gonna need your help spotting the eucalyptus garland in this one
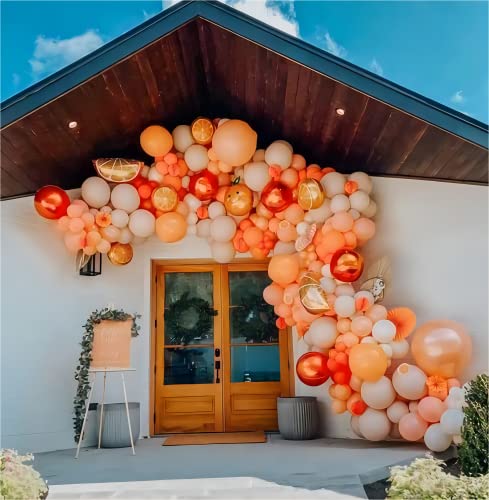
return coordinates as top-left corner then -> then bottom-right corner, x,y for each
73,308 -> 140,443
166,292 -> 217,345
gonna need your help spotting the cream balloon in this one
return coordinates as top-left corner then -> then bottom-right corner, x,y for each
172,124 -> 195,152
361,376 -> 396,409
330,194 -> 350,213
147,166 -> 164,183
321,172 -> 346,198
350,415 -> 363,438
303,317 -> 338,349
110,209 -> 130,228
118,227 -> 134,244
81,177 -> 111,208
372,320 -> 397,343
196,219 -> 212,238
386,401 -> 410,423
349,190 -> 370,212
306,200 -> 332,223
211,241 -> 236,263
128,209 -> 155,238
334,295 -> 356,318
100,225 -> 120,243
390,339 -> 410,359
111,184 -> 140,213
208,201 -> 226,219
424,423 -> 452,452
244,162 -> 271,192
348,172 -> 372,194
185,144 -> 209,172
359,409 -> 391,441
440,409 -> 464,435
210,216 -> 236,242
264,141 -> 292,169
184,193 -> 202,212
392,363 -> 427,400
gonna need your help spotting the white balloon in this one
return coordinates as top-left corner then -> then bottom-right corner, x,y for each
196,219 -> 212,238
424,423 -> 452,452
185,144 -> 208,172
147,166 -> 164,183
244,162 -> 271,192
321,172 -> 346,198
361,376 -> 396,409
380,343 -> 393,358
351,415 -> 363,438
111,209 -> 130,228
387,401 -> 410,423
334,295 -> 356,318
440,409 -> 464,436
372,320 -> 397,343
390,339 -> 410,359
100,205 -> 112,214
274,139 -> 293,152
362,200 -> 377,218
348,172 -> 372,194
141,165 -> 150,178
211,241 -> 235,263
187,213 -> 198,225
172,124 -> 195,153
335,284 -> 355,296
321,264 -> 332,278
320,277 -> 336,294
349,209 -> 361,220
208,201 -> 226,219
187,224 -> 197,236
392,363 -> 427,400
330,194 -> 350,213
306,199 -> 332,223
118,227 -> 134,244
349,190 -> 370,212
100,225 -> 120,243
128,209 -> 155,238
184,193 -> 202,212
81,177 -> 111,208
210,215 -> 236,242
264,141 -> 292,169
176,201 -> 190,217
296,221 -> 310,236
359,409 -> 391,441
361,337 -> 378,344
303,317 -> 338,349
111,184 -> 140,213
181,175 -> 190,189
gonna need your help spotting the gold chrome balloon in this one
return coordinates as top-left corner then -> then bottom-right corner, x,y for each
297,179 -> 324,210
299,271 -> 330,314
107,243 -> 133,266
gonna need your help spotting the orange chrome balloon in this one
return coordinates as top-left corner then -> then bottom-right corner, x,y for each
330,248 -> 364,282
260,181 -> 293,214
34,185 -> 70,220
107,243 -> 133,266
189,169 -> 219,201
296,352 -> 330,386
224,183 -> 253,216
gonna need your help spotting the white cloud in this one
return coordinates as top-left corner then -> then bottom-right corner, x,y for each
165,0 -> 298,37
29,30 -> 105,78
450,90 -> 465,104
324,32 -> 347,59
369,58 -> 383,76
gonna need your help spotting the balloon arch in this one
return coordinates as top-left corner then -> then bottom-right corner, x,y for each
35,117 -> 472,451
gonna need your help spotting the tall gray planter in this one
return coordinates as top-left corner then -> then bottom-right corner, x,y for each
277,397 -> 319,440
97,402 -> 140,448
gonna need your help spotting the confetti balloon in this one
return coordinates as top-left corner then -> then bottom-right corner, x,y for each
34,185 -> 70,219
330,248 -> 364,282
296,352 -> 330,386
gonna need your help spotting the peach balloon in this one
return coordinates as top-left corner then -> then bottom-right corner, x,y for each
212,120 -> 257,166
411,320 -> 472,378
155,212 -> 187,243
337,318 -> 351,334
398,412 -> 428,441
276,303 -> 292,318
140,125 -> 173,157
351,316 -> 373,337
64,232 -> 85,253
243,226 -> 263,247
263,283 -> 284,306
283,284 -> 299,305
283,204 -> 304,225
417,397 -> 446,423
268,254 -> 300,287
353,218 -> 376,240
366,304 -> 388,323
280,168 -> 299,188
349,343 -> 388,382
331,211 -> 354,232
332,399 -> 347,414
277,220 -> 297,242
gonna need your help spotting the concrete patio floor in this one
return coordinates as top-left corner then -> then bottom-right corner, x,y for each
33,435 -> 442,498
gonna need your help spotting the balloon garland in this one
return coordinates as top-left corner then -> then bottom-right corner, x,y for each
34,117 -> 473,451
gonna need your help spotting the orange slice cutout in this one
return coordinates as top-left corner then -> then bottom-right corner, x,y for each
191,117 -> 214,145
151,186 -> 178,213
93,158 -> 142,183
387,307 -> 416,340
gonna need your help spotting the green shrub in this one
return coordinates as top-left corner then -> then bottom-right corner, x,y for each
387,456 -> 488,499
459,373 -> 488,476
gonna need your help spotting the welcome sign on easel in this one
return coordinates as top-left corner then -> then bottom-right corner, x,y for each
91,319 -> 133,369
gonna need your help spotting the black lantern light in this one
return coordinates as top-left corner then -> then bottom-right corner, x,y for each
79,253 -> 102,276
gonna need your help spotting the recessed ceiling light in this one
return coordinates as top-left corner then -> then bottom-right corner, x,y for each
335,108 -> 345,116
68,121 -> 78,129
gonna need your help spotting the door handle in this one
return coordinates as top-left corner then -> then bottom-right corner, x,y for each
215,359 -> 221,384
215,348 -> 220,357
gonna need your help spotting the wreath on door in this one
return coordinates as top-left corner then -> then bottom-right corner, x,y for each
165,292 -> 217,345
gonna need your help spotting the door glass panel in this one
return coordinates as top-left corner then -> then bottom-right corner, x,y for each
164,272 -> 215,345
229,271 -> 278,343
164,348 -> 214,385
231,346 -> 280,382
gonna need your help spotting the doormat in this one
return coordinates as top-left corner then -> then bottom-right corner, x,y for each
163,431 -> 267,446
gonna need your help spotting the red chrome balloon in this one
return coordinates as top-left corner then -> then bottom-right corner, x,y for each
189,169 -> 219,201
34,185 -> 70,220
296,352 -> 330,386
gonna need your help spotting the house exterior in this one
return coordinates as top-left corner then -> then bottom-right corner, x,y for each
1,0 -> 487,453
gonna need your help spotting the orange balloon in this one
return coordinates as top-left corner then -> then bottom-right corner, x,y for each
348,343 -> 388,382
268,254 -> 300,287
155,212 -> 187,243
411,320 -> 472,378
140,125 -> 173,157
34,185 -> 70,219
212,120 -> 257,166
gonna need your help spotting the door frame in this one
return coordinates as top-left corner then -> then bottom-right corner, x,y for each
149,258 -> 295,436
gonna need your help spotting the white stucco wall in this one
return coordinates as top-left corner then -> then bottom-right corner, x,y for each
1,178 -> 487,452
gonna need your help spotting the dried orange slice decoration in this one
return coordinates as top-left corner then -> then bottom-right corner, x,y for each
151,186 -> 178,213
93,158 -> 143,183
191,117 -> 214,145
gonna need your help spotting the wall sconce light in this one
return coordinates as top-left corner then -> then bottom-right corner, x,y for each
79,253 -> 102,276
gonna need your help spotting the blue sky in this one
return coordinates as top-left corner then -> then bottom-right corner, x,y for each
1,1 -> 487,123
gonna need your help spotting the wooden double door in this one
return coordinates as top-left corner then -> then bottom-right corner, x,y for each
153,261 -> 291,434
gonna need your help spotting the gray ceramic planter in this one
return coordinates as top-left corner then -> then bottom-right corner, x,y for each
277,396 -> 319,440
97,402 -> 140,448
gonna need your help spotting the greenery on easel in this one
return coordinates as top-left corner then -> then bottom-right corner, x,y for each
165,292 -> 217,345
73,308 -> 140,443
